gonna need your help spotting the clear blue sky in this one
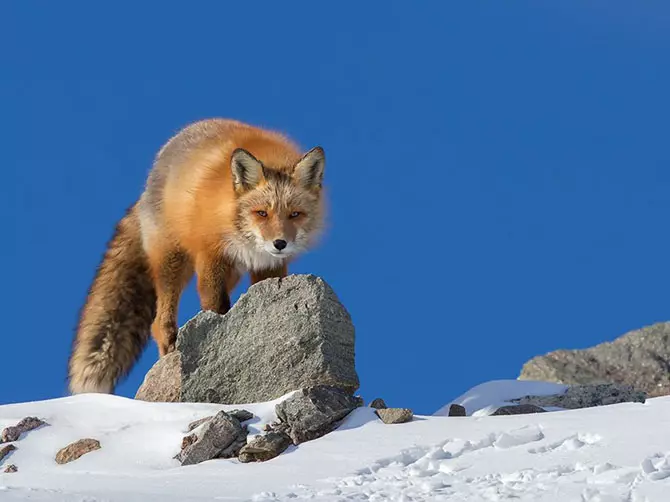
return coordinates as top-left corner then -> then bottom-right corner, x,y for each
1,2 -> 669,415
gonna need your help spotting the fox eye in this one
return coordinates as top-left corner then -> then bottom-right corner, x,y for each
289,211 -> 301,218
256,210 -> 268,217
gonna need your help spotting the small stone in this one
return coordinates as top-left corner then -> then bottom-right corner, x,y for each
177,411 -> 246,466
239,431 -> 292,463
187,416 -> 213,432
0,444 -> 16,463
4,464 -> 17,473
55,438 -> 101,464
1,427 -> 20,443
491,404 -> 547,416
376,408 -> 413,424
275,385 -> 361,445
369,398 -> 387,410
16,417 -> 46,433
448,404 -> 467,417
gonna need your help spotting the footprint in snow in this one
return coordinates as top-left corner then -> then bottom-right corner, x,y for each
640,452 -> 670,481
528,432 -> 602,454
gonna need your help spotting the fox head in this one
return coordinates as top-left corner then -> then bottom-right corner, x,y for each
230,146 -> 326,261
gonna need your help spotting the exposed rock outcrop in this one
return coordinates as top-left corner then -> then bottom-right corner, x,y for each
519,322 -> 670,397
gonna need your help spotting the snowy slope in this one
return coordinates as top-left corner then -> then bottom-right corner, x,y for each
1,381 -> 670,501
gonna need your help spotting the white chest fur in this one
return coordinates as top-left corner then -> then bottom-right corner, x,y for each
224,240 -> 287,272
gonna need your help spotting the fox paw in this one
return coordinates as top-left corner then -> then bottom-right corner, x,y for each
159,343 -> 176,357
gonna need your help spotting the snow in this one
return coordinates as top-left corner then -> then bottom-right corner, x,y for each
434,379 -> 570,417
1,380 -> 670,501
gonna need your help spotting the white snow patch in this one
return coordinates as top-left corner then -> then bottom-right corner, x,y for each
433,379 -> 569,416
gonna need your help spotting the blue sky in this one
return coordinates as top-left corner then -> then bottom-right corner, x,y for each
1,2 -> 669,415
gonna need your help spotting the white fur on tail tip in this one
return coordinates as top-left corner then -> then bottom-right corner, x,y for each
68,358 -> 116,394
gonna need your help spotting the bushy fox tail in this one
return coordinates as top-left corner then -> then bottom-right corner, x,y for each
68,203 -> 157,394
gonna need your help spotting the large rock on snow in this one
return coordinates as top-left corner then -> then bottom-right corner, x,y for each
275,385 -> 362,444
135,274 -> 359,404
519,322 -> 670,397
512,383 -> 645,410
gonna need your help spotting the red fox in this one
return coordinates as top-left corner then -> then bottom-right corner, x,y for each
68,118 -> 326,395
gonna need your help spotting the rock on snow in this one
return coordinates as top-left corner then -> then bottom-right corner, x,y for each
135,274 -> 360,405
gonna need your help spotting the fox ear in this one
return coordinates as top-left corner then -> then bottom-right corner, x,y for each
231,148 -> 265,192
294,146 -> 325,190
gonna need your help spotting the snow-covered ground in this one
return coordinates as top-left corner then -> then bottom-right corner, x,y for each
1,380 -> 670,501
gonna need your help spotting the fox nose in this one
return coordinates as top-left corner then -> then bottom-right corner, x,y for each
273,239 -> 287,251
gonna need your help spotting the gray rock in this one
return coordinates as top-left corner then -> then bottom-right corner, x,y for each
448,404 -> 467,417
137,275 -> 359,405
519,322 -> 670,397
1,427 -> 20,443
187,416 -> 213,432
491,404 -> 547,416
177,411 -> 246,465
4,464 -> 17,473
55,438 -> 101,464
376,408 -> 413,424
15,417 -> 46,433
186,410 -> 252,433
238,431 -> 292,463
135,351 -> 181,402
1,417 -> 47,444
276,385 -> 361,444
0,444 -> 16,463
217,426 -> 248,459
512,383 -> 646,410
369,398 -> 387,410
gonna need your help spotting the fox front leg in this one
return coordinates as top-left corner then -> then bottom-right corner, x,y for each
250,262 -> 288,285
195,253 -> 241,314
149,249 -> 193,357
